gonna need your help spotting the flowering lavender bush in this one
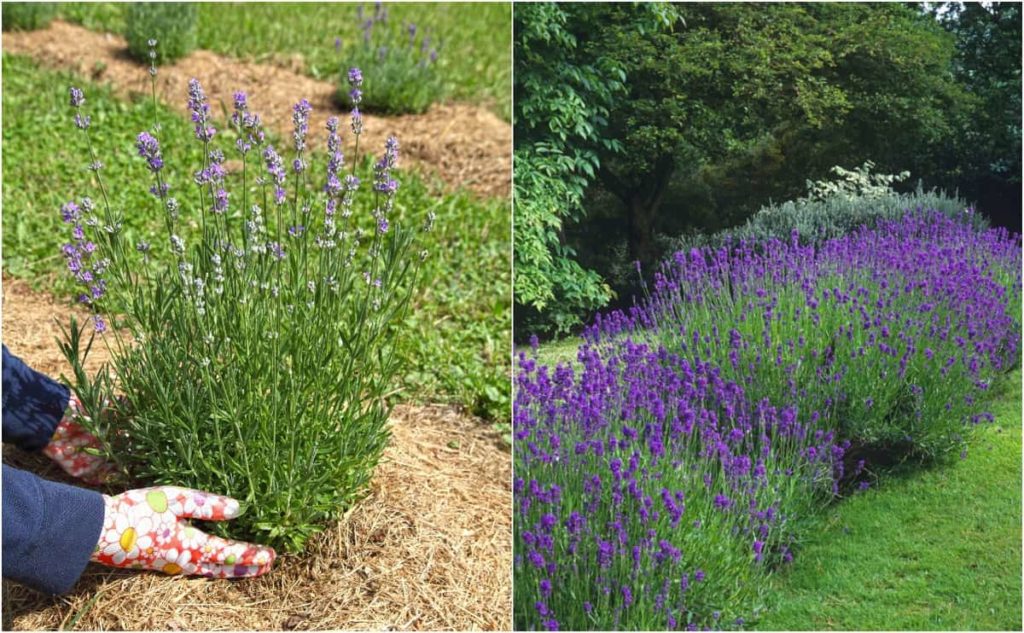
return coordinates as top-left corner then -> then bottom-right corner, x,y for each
125,2 -> 197,64
515,211 -> 1021,629
336,3 -> 446,115
58,61 -> 431,552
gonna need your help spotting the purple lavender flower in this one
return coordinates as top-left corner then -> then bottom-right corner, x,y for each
187,78 -> 215,142
348,67 -> 363,88
351,107 -> 363,136
292,98 -> 313,155
135,132 -> 164,173
69,86 -> 85,108
263,145 -> 287,204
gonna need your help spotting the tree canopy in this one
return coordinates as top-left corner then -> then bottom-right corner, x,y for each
514,2 -> 1021,339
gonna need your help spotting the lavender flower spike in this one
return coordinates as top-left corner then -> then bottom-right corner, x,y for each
187,78 -> 216,142
348,67 -> 363,87
292,98 -> 313,157
135,132 -> 164,173
69,86 -> 85,108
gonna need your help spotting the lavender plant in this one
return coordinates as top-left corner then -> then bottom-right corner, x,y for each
336,3 -> 446,115
58,61 -> 431,552
125,2 -> 197,65
515,211 -> 1021,629
1,2 -> 56,31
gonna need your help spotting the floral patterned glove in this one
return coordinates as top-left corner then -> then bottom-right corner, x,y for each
41,394 -> 116,485
91,486 -> 276,578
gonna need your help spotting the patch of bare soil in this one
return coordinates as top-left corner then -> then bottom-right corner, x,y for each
2,20 -> 511,200
1,278 -> 512,630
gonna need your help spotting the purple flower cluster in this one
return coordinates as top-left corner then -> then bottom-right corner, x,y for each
231,91 -> 265,155
135,132 -> 163,174
373,136 -> 399,196
515,211 -> 1021,630
187,78 -> 215,142
292,98 -> 313,162
348,67 -> 364,135
60,198 -> 108,330
263,145 -> 287,205
69,86 -> 90,130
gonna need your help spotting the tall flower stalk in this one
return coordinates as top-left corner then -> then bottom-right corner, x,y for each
59,70 -> 430,553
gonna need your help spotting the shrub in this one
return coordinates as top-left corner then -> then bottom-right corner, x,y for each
125,2 -> 197,65
670,164 -> 983,252
2,2 -> 56,31
58,65 -> 431,553
335,3 -> 446,115
516,211 -> 1021,629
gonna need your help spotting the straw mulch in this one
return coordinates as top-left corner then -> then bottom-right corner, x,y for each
1,278 -> 512,630
1,20 -> 511,200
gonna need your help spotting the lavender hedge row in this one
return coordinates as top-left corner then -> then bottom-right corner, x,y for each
514,211 -> 1021,630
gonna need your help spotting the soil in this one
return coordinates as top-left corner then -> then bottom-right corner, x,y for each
1,278 -> 512,630
1,20 -> 511,200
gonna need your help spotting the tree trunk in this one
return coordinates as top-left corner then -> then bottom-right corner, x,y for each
627,194 -> 658,267
600,155 -> 676,268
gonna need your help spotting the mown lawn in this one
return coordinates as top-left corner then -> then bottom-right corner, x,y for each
1,52 -> 510,424
57,1 -> 511,119
755,369 -> 1022,631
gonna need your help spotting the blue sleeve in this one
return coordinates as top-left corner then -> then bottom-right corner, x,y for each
2,464 -> 105,594
2,345 -> 70,451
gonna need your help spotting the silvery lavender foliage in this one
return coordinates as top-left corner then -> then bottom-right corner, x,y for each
59,71 -> 429,553
515,212 -> 1021,630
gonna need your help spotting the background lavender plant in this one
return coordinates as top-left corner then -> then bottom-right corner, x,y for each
514,211 -> 1021,629
58,69 -> 430,553
124,2 -> 198,65
1,2 -> 57,31
336,3 -> 447,115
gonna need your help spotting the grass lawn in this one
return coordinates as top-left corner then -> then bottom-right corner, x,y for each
57,1 -> 511,119
755,368 -> 1022,631
1,52 -> 510,424
514,335 -> 581,369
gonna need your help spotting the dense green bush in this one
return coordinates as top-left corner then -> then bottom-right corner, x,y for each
124,2 -> 197,65
337,5 -> 446,114
2,2 -> 56,31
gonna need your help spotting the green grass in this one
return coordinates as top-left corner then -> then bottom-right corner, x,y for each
1,52 -> 510,424
755,369 -> 1022,631
57,1 -> 511,119
515,336 -> 580,369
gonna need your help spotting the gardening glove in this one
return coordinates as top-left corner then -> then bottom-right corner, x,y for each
41,394 -> 116,486
90,486 -> 276,578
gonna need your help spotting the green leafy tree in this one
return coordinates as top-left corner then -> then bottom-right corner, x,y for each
582,3 -> 967,266
930,1 -> 1021,229
512,3 -> 624,338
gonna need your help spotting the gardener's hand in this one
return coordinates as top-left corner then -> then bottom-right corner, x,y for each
90,486 -> 276,579
42,394 -> 116,485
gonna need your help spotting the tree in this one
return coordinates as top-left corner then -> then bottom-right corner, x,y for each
582,3 -> 968,266
930,1 -> 1021,230
513,3 -> 675,337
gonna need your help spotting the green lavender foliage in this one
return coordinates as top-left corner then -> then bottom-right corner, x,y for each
124,2 -> 197,65
2,2 -> 56,31
59,76 -> 426,553
2,53 -> 509,424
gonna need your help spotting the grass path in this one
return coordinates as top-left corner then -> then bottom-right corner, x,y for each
755,369 -> 1022,631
